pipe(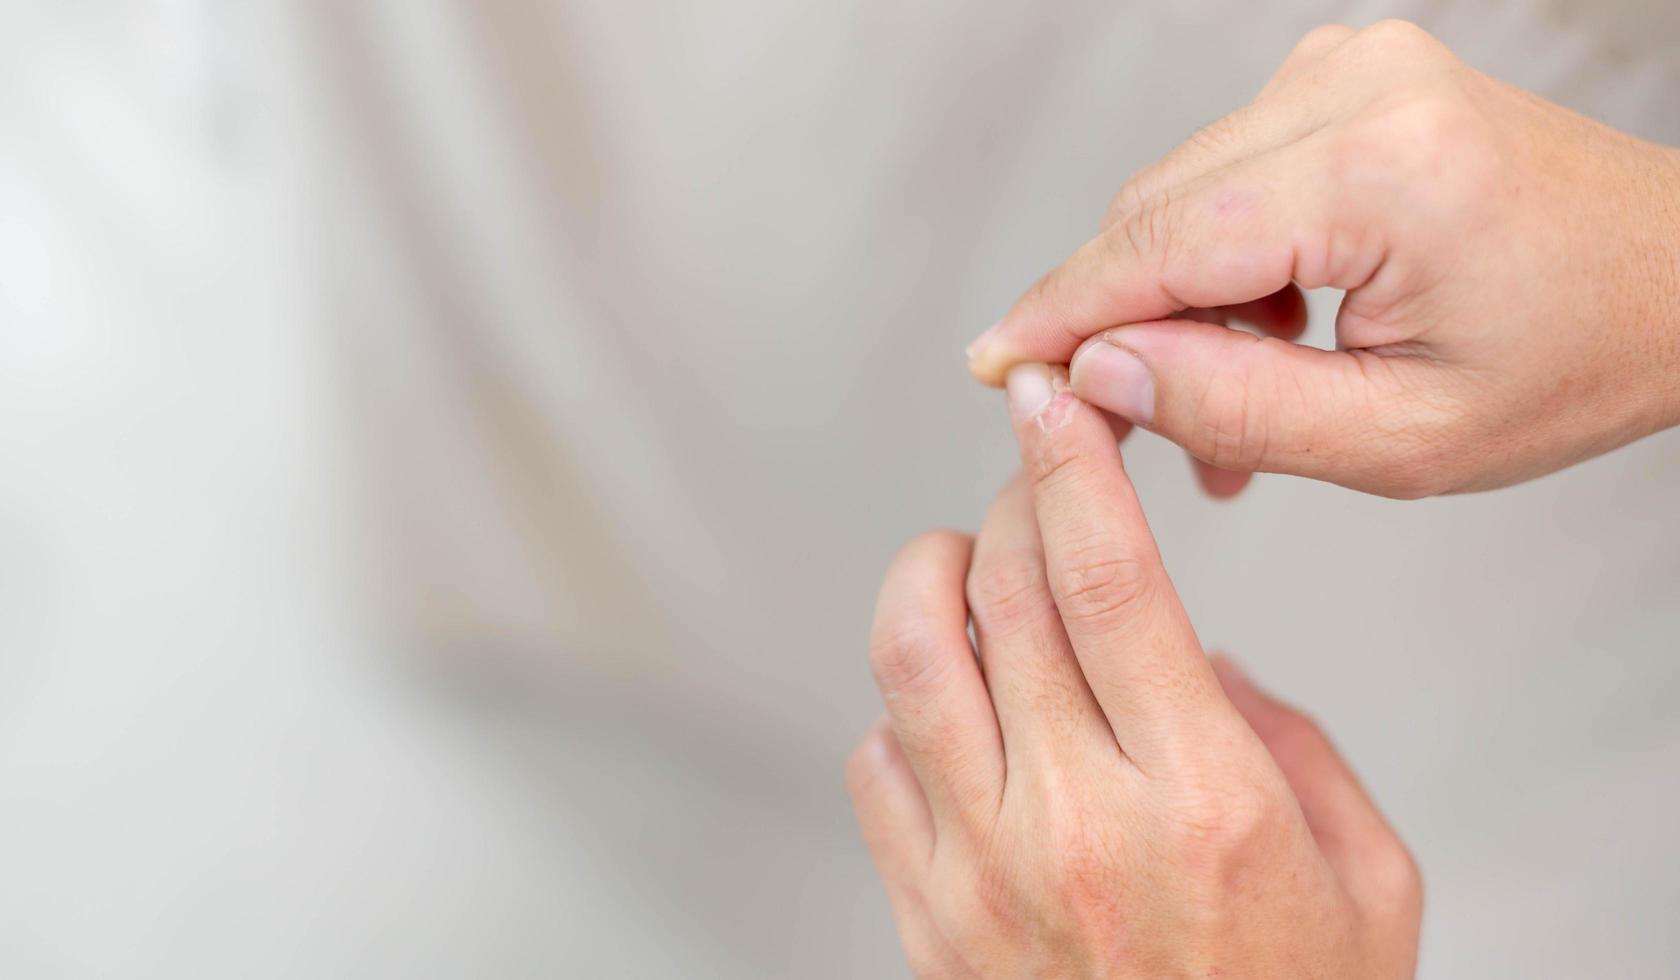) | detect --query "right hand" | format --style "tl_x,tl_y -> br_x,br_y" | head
966,20 -> 1680,498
